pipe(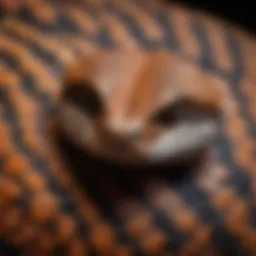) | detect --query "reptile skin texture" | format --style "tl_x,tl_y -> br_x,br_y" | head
0,0 -> 256,255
